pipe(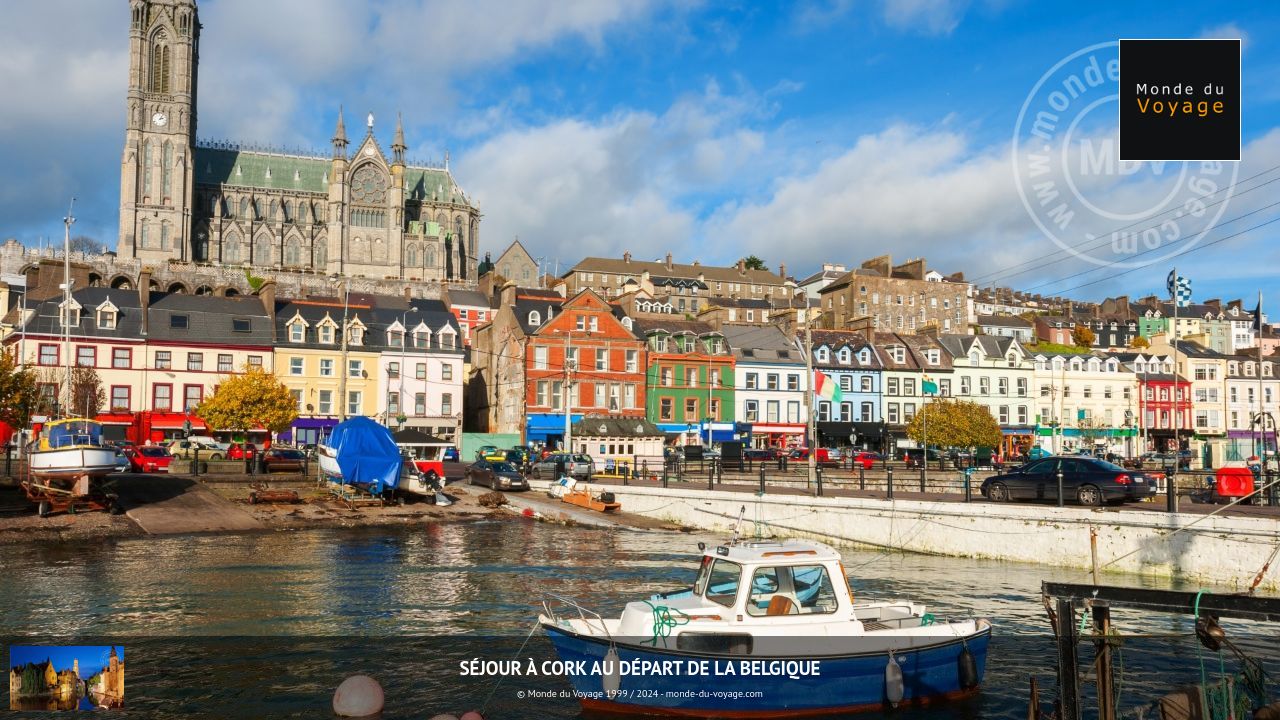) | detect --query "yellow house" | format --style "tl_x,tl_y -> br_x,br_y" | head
274,299 -> 380,445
